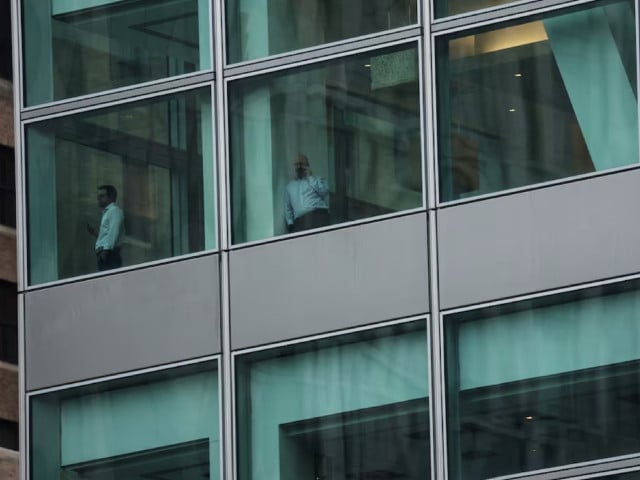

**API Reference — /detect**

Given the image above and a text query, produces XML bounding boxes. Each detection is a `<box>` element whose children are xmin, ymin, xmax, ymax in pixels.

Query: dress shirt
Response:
<box><xmin>285</xmin><ymin>176</ymin><xmax>329</xmax><ymax>225</ymax></box>
<box><xmin>95</xmin><ymin>202</ymin><xmax>124</xmax><ymax>252</ymax></box>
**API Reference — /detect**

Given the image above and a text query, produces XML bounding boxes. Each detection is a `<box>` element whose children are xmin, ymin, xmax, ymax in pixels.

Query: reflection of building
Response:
<box><xmin>0</xmin><ymin>0</ymin><xmax>18</xmax><ymax>478</ymax></box>
<box><xmin>11</xmin><ymin>1</ymin><xmax>640</xmax><ymax>480</ymax></box>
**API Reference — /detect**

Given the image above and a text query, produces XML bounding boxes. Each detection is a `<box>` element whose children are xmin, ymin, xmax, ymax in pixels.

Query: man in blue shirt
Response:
<box><xmin>285</xmin><ymin>154</ymin><xmax>330</xmax><ymax>233</ymax></box>
<box><xmin>87</xmin><ymin>185</ymin><xmax>124</xmax><ymax>271</ymax></box>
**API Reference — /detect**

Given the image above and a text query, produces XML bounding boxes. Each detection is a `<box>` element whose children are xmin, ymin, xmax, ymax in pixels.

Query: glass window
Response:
<box><xmin>26</xmin><ymin>88</ymin><xmax>216</xmax><ymax>285</ymax></box>
<box><xmin>436</xmin><ymin>0</ymin><xmax>638</xmax><ymax>202</ymax></box>
<box><xmin>235</xmin><ymin>321</ymin><xmax>430</xmax><ymax>480</ymax></box>
<box><xmin>22</xmin><ymin>0</ymin><xmax>211</xmax><ymax>106</ymax></box>
<box><xmin>0</xmin><ymin>0</ymin><xmax>11</xmax><ymax>81</ymax></box>
<box><xmin>0</xmin><ymin>146</ymin><xmax>15</xmax><ymax>228</ymax></box>
<box><xmin>0</xmin><ymin>419</ymin><xmax>18</xmax><ymax>451</ymax></box>
<box><xmin>445</xmin><ymin>281</ymin><xmax>640</xmax><ymax>480</ymax></box>
<box><xmin>0</xmin><ymin>280</ymin><xmax>17</xmax><ymax>364</ymax></box>
<box><xmin>30</xmin><ymin>362</ymin><xmax>220</xmax><ymax>480</ymax></box>
<box><xmin>226</xmin><ymin>0</ymin><xmax>417</xmax><ymax>64</ymax></box>
<box><xmin>229</xmin><ymin>44</ymin><xmax>422</xmax><ymax>244</ymax></box>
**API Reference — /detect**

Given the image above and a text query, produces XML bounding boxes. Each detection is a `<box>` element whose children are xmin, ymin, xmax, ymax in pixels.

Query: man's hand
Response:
<box><xmin>86</xmin><ymin>223</ymin><xmax>97</xmax><ymax>237</ymax></box>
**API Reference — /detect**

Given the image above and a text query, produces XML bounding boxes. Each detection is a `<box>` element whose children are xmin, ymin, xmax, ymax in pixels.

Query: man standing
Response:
<box><xmin>87</xmin><ymin>185</ymin><xmax>124</xmax><ymax>271</ymax></box>
<box><xmin>285</xmin><ymin>154</ymin><xmax>330</xmax><ymax>233</ymax></box>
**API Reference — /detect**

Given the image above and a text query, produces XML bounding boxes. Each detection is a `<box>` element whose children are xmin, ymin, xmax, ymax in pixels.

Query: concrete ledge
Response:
<box><xmin>0</xmin><ymin>363</ymin><xmax>18</xmax><ymax>422</ymax></box>
<box><xmin>0</xmin><ymin>447</ymin><xmax>18</xmax><ymax>480</ymax></box>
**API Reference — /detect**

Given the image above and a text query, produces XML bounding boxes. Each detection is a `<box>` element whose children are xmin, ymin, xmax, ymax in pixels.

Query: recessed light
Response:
<box><xmin>509</xmin><ymin>108</ymin><xmax>517</xmax><ymax>112</ymax></box>
<box><xmin>514</xmin><ymin>73</ymin><xmax>523</xmax><ymax>77</ymax></box>
<box><xmin>525</xmin><ymin>415</ymin><xmax>533</xmax><ymax>420</ymax></box>
<box><xmin>364</xmin><ymin>64</ymin><xmax>371</xmax><ymax>68</ymax></box>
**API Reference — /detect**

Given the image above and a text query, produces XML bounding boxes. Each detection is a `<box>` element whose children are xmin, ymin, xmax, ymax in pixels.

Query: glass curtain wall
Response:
<box><xmin>228</xmin><ymin>43</ymin><xmax>422</xmax><ymax>244</ymax></box>
<box><xmin>30</xmin><ymin>362</ymin><xmax>220</xmax><ymax>480</ymax></box>
<box><xmin>25</xmin><ymin>87</ymin><xmax>216</xmax><ymax>285</ymax></box>
<box><xmin>225</xmin><ymin>0</ymin><xmax>417</xmax><ymax>63</ymax></box>
<box><xmin>445</xmin><ymin>281</ymin><xmax>640</xmax><ymax>480</ymax></box>
<box><xmin>235</xmin><ymin>321</ymin><xmax>431</xmax><ymax>480</ymax></box>
<box><xmin>436</xmin><ymin>0</ymin><xmax>638</xmax><ymax>201</ymax></box>
<box><xmin>22</xmin><ymin>0</ymin><xmax>212</xmax><ymax>105</ymax></box>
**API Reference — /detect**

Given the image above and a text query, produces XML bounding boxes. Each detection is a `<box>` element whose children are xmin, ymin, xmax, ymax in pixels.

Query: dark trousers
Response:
<box><xmin>97</xmin><ymin>248</ymin><xmax>122</xmax><ymax>271</ymax></box>
<box><xmin>292</xmin><ymin>209</ymin><xmax>330</xmax><ymax>233</ymax></box>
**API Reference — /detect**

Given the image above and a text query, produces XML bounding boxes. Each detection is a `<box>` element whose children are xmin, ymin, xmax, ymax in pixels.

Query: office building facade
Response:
<box><xmin>10</xmin><ymin>0</ymin><xmax>640</xmax><ymax>479</ymax></box>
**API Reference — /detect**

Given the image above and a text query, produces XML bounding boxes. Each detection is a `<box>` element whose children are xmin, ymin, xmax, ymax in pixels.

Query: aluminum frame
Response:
<box><xmin>25</xmin><ymin>354</ymin><xmax>223</xmax><ymax>480</ymax></box>
<box><xmin>223</xmin><ymin>26</ymin><xmax>422</xmax><ymax>78</ymax></box>
<box><xmin>438</xmin><ymin>272</ymin><xmax>640</xmax><ymax>480</ymax></box>
<box><xmin>230</xmin><ymin>314</ymin><xmax>432</xmax><ymax>480</ymax></box>
<box><xmin>221</xmin><ymin>35</ymin><xmax>427</xmax><ymax>249</ymax></box>
<box><xmin>19</xmin><ymin>82</ymin><xmax>220</xmax><ymax>291</ymax></box>
<box><xmin>430</xmin><ymin>0</ymin><xmax>640</xmax><ymax>210</ymax></box>
<box><xmin>20</xmin><ymin>71</ymin><xmax>216</xmax><ymax>121</ymax></box>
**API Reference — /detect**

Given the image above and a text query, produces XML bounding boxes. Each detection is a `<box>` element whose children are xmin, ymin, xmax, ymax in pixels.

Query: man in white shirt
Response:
<box><xmin>87</xmin><ymin>185</ymin><xmax>124</xmax><ymax>271</ymax></box>
<box><xmin>285</xmin><ymin>154</ymin><xmax>330</xmax><ymax>233</ymax></box>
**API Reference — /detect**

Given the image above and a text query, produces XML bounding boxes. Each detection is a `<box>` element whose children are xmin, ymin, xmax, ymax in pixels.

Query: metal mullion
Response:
<box><xmin>223</xmin><ymin>27</ymin><xmax>422</xmax><ymax>79</ymax></box>
<box><xmin>633</xmin><ymin>0</ymin><xmax>640</xmax><ymax>173</ymax></box>
<box><xmin>232</xmin><ymin>314</ymin><xmax>428</xmax><ymax>356</ymax></box>
<box><xmin>18</xmin><ymin>292</ymin><xmax>27</xmax><ymax>480</ymax></box>
<box><xmin>428</xmin><ymin>213</ymin><xmax>447</xmax><ymax>480</ymax></box>
<box><xmin>423</xmin><ymin>0</ymin><xmax>448</xmax><ymax>475</ymax></box>
<box><xmin>21</xmin><ymin>79</ymin><xmax>214</xmax><ymax>125</ymax></box>
<box><xmin>442</xmin><ymin>271</ymin><xmax>640</xmax><ymax>317</ymax></box>
<box><xmin>26</xmin><ymin>354</ymin><xmax>221</xmax><ymax>396</ymax></box>
<box><xmin>11</xmin><ymin>0</ymin><xmax>26</xmax><ymax>293</ymax></box>
<box><xmin>431</xmin><ymin>0</ymin><xmax>600</xmax><ymax>32</ymax></box>
<box><xmin>212</xmin><ymin>0</ymin><xmax>234</xmax><ymax>479</ymax></box>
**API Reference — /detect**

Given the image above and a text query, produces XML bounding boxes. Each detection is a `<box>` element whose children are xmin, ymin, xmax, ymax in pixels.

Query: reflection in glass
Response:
<box><xmin>30</xmin><ymin>362</ymin><xmax>219</xmax><ymax>480</ymax></box>
<box><xmin>22</xmin><ymin>0</ymin><xmax>211</xmax><ymax>106</ymax></box>
<box><xmin>602</xmin><ymin>471</ymin><xmax>640</xmax><ymax>480</ymax></box>
<box><xmin>435</xmin><ymin>0</ymin><xmax>516</xmax><ymax>20</ymax></box>
<box><xmin>445</xmin><ymin>281</ymin><xmax>640</xmax><ymax>480</ymax></box>
<box><xmin>229</xmin><ymin>44</ymin><xmax>422</xmax><ymax>244</ymax></box>
<box><xmin>437</xmin><ymin>0</ymin><xmax>638</xmax><ymax>201</ymax></box>
<box><xmin>226</xmin><ymin>0</ymin><xmax>417</xmax><ymax>63</ymax></box>
<box><xmin>26</xmin><ymin>88</ymin><xmax>215</xmax><ymax>285</ymax></box>
<box><xmin>235</xmin><ymin>321</ymin><xmax>430</xmax><ymax>480</ymax></box>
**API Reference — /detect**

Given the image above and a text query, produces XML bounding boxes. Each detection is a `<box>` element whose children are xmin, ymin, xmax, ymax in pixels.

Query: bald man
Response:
<box><xmin>285</xmin><ymin>154</ymin><xmax>330</xmax><ymax>233</ymax></box>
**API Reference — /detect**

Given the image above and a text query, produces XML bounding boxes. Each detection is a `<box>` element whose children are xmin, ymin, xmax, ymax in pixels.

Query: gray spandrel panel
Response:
<box><xmin>229</xmin><ymin>213</ymin><xmax>429</xmax><ymax>350</ymax></box>
<box><xmin>25</xmin><ymin>255</ymin><xmax>221</xmax><ymax>390</ymax></box>
<box><xmin>438</xmin><ymin>170</ymin><xmax>640</xmax><ymax>309</ymax></box>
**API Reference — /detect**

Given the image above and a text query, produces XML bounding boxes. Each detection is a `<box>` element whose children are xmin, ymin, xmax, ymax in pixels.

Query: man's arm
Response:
<box><xmin>308</xmin><ymin>176</ymin><xmax>329</xmax><ymax>197</ymax></box>
<box><xmin>285</xmin><ymin>189</ymin><xmax>295</xmax><ymax>227</ymax></box>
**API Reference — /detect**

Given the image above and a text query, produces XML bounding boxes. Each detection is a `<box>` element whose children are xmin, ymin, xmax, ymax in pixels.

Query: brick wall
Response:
<box><xmin>0</xmin><ymin>80</ymin><xmax>13</xmax><ymax>148</ymax></box>
<box><xmin>0</xmin><ymin>228</ymin><xmax>15</xmax><ymax>283</ymax></box>
<box><xmin>0</xmin><ymin>447</ymin><xmax>18</xmax><ymax>480</ymax></box>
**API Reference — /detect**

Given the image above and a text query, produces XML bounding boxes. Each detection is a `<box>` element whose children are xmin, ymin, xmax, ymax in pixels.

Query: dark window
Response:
<box><xmin>0</xmin><ymin>280</ymin><xmax>17</xmax><ymax>364</ymax></box>
<box><xmin>0</xmin><ymin>145</ymin><xmax>15</xmax><ymax>228</ymax></box>
<box><xmin>0</xmin><ymin>0</ymin><xmax>12</xmax><ymax>81</ymax></box>
<box><xmin>0</xmin><ymin>418</ymin><xmax>18</xmax><ymax>451</ymax></box>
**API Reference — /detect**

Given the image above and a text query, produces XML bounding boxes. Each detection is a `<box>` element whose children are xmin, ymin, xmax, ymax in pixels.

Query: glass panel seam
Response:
<box><xmin>223</xmin><ymin>29</ymin><xmax>423</xmax><ymax>79</ymax></box>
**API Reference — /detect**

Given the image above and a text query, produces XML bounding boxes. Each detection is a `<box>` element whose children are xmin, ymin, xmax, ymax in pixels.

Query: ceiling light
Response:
<box><xmin>364</xmin><ymin>64</ymin><xmax>371</xmax><ymax>68</ymax></box>
<box><xmin>514</xmin><ymin>73</ymin><xmax>523</xmax><ymax>77</ymax></box>
<box><xmin>509</xmin><ymin>108</ymin><xmax>517</xmax><ymax>112</ymax></box>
